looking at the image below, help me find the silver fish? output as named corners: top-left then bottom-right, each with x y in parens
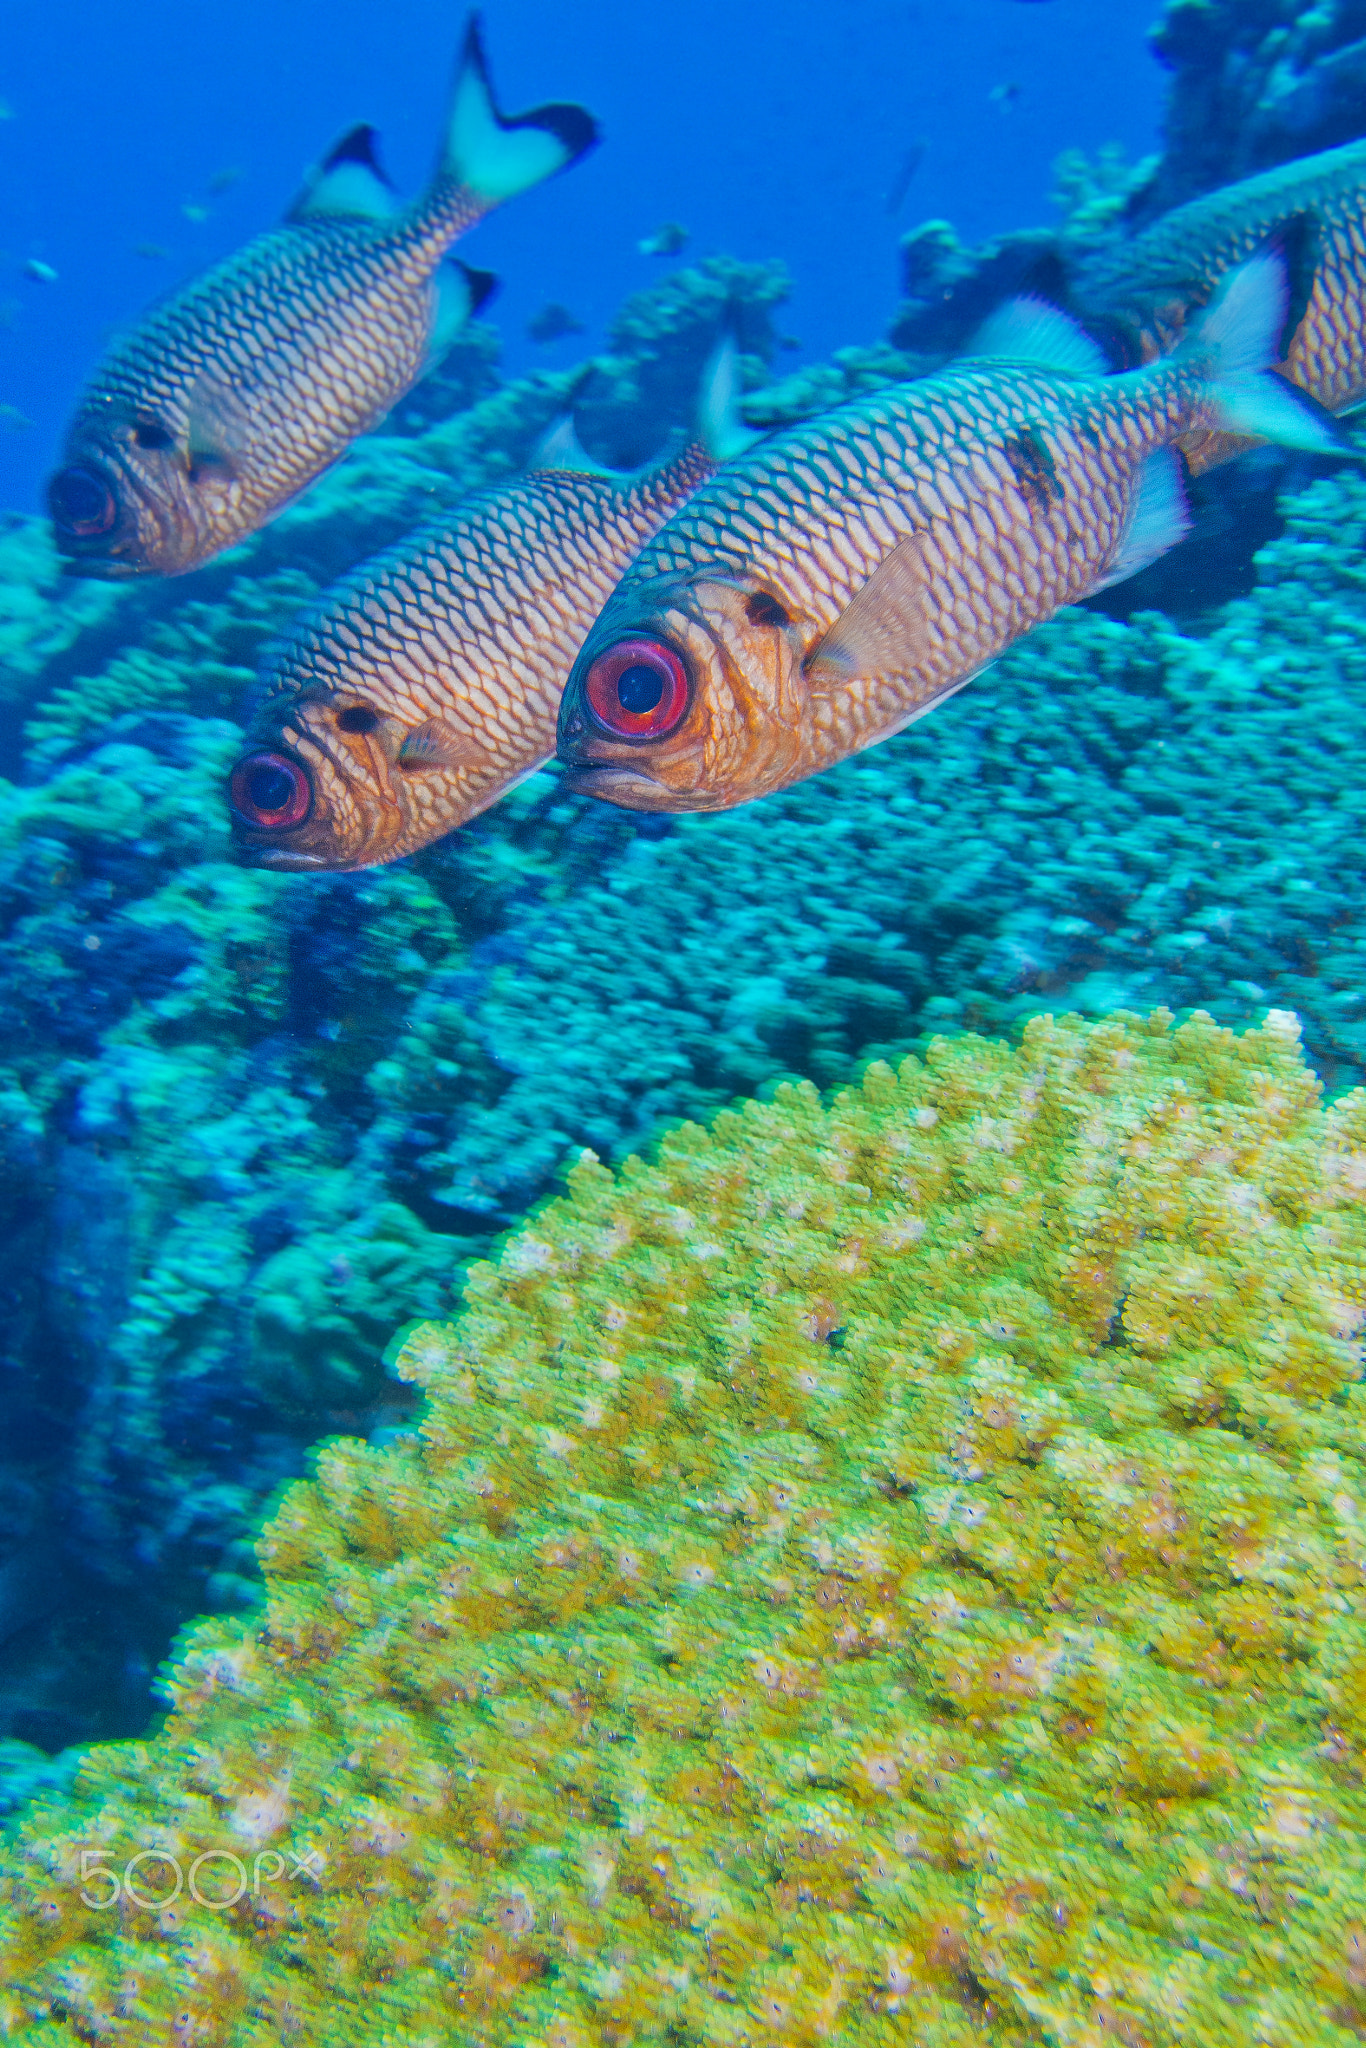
top-left (48, 18), bottom-right (596, 579)
top-left (557, 251), bottom-right (1346, 814)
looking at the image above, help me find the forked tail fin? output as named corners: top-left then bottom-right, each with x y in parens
top-left (1183, 245), bottom-right (1357, 456)
top-left (439, 15), bottom-right (598, 205)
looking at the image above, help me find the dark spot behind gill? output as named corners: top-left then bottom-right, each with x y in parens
top-left (1001, 423), bottom-right (1060, 516)
top-left (745, 591), bottom-right (791, 628)
top-left (337, 705), bottom-right (381, 734)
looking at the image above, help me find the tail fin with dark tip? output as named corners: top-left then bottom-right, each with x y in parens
top-left (440, 15), bottom-right (598, 204)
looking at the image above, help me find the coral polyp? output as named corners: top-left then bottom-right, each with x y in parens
top-left (4, 1009), bottom-right (1366, 2044)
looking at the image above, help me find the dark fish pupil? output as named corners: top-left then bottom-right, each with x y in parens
top-left (616, 663), bottom-right (664, 714)
top-left (249, 764), bottom-right (297, 814)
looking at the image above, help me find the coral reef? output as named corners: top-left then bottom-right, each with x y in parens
top-left (4, 1010), bottom-right (1366, 2046)
top-left (6, 0), bottom-right (1366, 1761)
top-left (0, 259), bottom-right (793, 1749)
top-left (7, 430), bottom-right (1366, 1753)
top-left (1143, 0), bottom-right (1366, 221)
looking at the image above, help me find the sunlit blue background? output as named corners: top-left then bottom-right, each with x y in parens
top-left (0, 0), bottom-right (1164, 512)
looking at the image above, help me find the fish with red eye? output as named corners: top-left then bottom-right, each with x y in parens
top-left (582, 638), bottom-right (690, 738)
top-left (230, 751), bottom-right (311, 830)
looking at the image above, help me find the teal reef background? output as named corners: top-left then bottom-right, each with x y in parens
top-left (2, 0), bottom-right (1366, 1798)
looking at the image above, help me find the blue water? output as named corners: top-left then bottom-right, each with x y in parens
top-left (1, 0), bottom-right (1162, 511)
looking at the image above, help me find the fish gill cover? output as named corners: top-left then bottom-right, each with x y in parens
top-left (0, 0), bottom-right (1365, 2036)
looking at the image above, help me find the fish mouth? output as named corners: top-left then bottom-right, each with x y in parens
top-left (234, 842), bottom-right (333, 872)
top-left (559, 762), bottom-right (674, 810)
top-left (59, 555), bottom-right (148, 581)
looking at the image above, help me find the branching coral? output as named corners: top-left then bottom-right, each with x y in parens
top-left (4, 1009), bottom-right (1366, 2046)
top-left (1145, 0), bottom-right (1366, 218)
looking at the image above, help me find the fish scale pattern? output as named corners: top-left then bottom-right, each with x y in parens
top-left (1073, 138), bottom-right (1366, 471)
top-left (567, 350), bottom-right (1247, 808)
top-left (246, 442), bottom-right (716, 866)
top-left (65, 210), bottom-right (465, 564)
top-left (4, 1011), bottom-right (1366, 2045)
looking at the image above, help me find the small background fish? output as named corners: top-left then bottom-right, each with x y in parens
top-left (527, 300), bottom-right (585, 342)
top-left (46, 18), bottom-right (596, 579)
top-left (638, 221), bottom-right (689, 258)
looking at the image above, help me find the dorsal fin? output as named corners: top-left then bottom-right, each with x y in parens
top-left (696, 332), bottom-right (760, 462)
top-left (963, 296), bottom-right (1108, 377)
top-left (529, 415), bottom-right (617, 476)
top-left (286, 124), bottom-right (398, 224)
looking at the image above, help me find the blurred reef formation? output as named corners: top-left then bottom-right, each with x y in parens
top-left (5, 1010), bottom-right (1366, 2045)
top-left (2, 0), bottom-right (1366, 1784)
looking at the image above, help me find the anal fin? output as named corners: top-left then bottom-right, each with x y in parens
top-left (428, 260), bottom-right (498, 366)
top-left (1090, 448), bottom-right (1190, 594)
top-left (1271, 211), bottom-right (1321, 357)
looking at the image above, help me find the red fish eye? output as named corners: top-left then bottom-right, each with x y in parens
top-left (583, 638), bottom-right (689, 738)
top-left (48, 464), bottom-right (118, 539)
top-left (229, 751), bottom-right (311, 829)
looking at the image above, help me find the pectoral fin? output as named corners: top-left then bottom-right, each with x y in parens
top-left (804, 539), bottom-right (930, 689)
top-left (185, 376), bottom-right (252, 480)
top-left (398, 717), bottom-right (472, 771)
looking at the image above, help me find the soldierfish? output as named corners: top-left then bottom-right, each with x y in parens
top-left (556, 251), bottom-right (1347, 814)
top-left (48, 19), bottom-right (596, 580)
top-left (1073, 139), bottom-right (1366, 470)
top-left (229, 349), bottom-right (753, 871)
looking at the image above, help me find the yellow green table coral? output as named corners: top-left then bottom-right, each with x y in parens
top-left (5, 1009), bottom-right (1366, 2046)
